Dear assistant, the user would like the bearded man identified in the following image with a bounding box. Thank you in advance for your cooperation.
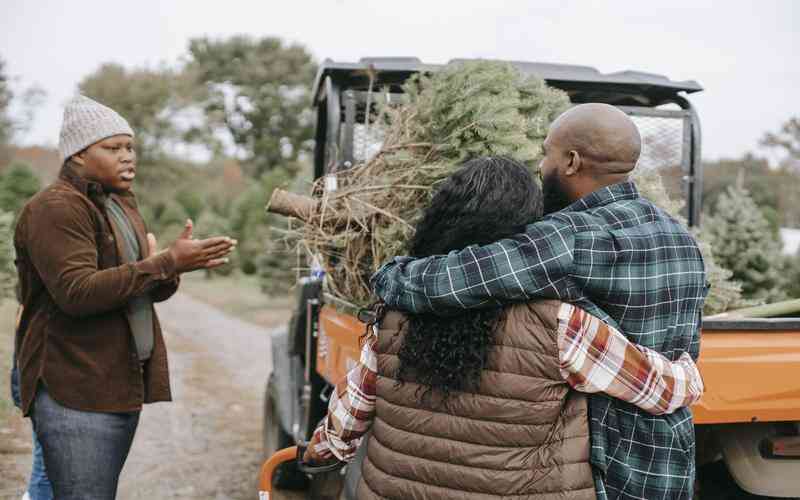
[372,103,709,499]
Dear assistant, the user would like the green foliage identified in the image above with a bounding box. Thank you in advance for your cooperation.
[0,161,40,214]
[0,209,15,299]
[229,184,268,274]
[632,167,745,314]
[782,251,800,299]
[704,184,787,303]
[398,61,570,167]
[287,62,571,305]
[228,165,297,277]
[186,36,317,176]
[761,116,800,168]
[258,165,310,295]
[0,58,13,148]
[257,239,296,296]
[702,154,800,229]
[175,188,205,221]
[154,200,189,235]
[78,63,200,162]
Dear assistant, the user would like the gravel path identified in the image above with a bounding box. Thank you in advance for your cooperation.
[0,292,776,499]
[1,292,302,500]
[119,293,303,500]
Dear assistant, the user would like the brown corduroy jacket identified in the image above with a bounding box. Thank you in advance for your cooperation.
[13,163,179,415]
[358,301,597,500]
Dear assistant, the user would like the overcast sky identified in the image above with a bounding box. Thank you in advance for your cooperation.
[1,0,797,161]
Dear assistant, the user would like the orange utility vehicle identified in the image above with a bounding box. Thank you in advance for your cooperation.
[262,58,800,498]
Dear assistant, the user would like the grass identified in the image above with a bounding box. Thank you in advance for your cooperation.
[176,272,292,329]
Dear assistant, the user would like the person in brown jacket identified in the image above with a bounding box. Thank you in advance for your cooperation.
[13,95,236,500]
[304,157,704,499]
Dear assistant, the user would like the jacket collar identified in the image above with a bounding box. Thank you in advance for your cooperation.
[58,161,135,202]
[59,161,105,199]
[561,181,639,213]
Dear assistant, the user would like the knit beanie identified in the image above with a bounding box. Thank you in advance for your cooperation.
[58,95,135,161]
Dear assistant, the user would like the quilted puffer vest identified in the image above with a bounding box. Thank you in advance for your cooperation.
[357,299,596,500]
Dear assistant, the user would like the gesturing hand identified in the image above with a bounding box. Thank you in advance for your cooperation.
[164,219,237,273]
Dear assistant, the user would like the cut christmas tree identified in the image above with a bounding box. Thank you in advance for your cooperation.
[266,60,744,314]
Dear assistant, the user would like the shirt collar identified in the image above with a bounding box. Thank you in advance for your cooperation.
[561,181,640,213]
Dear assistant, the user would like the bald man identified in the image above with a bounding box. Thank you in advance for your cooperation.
[540,103,642,214]
[372,103,709,499]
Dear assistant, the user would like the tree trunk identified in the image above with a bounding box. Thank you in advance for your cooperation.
[266,189,317,222]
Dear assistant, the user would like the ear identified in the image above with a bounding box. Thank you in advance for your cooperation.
[564,150,583,176]
[71,150,86,166]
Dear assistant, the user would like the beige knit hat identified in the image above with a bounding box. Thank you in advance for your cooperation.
[58,95,134,161]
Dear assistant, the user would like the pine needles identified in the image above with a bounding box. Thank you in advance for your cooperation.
[270,61,570,306]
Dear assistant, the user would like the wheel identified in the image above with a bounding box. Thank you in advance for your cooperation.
[697,460,788,500]
[263,374,308,490]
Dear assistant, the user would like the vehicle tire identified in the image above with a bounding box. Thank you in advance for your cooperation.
[263,375,308,490]
[697,460,786,500]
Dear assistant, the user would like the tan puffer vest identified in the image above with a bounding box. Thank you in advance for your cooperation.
[357,299,596,500]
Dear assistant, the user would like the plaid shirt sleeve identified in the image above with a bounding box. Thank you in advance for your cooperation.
[305,328,378,463]
[371,220,577,314]
[557,303,705,415]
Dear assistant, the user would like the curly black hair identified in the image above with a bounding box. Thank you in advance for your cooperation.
[396,156,543,402]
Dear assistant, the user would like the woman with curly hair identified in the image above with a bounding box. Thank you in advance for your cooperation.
[304,156,703,500]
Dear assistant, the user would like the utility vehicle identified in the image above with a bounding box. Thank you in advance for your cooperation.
[261,57,800,499]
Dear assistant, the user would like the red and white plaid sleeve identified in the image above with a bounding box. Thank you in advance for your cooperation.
[557,303,704,415]
[305,327,378,463]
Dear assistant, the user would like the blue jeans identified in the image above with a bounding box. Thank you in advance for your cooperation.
[31,385,140,500]
[29,429,53,500]
[10,365,54,500]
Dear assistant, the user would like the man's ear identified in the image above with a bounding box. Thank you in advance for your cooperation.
[564,150,582,176]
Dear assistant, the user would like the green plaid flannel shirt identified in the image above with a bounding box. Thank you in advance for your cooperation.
[372,182,708,500]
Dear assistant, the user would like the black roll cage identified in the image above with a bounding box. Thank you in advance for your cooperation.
[311,58,704,226]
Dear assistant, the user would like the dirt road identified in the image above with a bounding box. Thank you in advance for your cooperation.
[1,293,303,500]
[0,292,777,500]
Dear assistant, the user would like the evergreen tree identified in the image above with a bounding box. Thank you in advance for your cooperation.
[0,57,13,149]
[150,200,190,246]
[257,235,298,296]
[229,183,270,275]
[155,200,190,230]
[230,165,297,278]
[258,165,308,295]
[398,60,570,167]
[0,208,16,299]
[175,188,205,222]
[632,167,745,314]
[782,251,800,299]
[704,183,787,303]
[0,161,41,214]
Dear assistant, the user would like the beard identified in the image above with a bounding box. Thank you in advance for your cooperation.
[542,170,573,215]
